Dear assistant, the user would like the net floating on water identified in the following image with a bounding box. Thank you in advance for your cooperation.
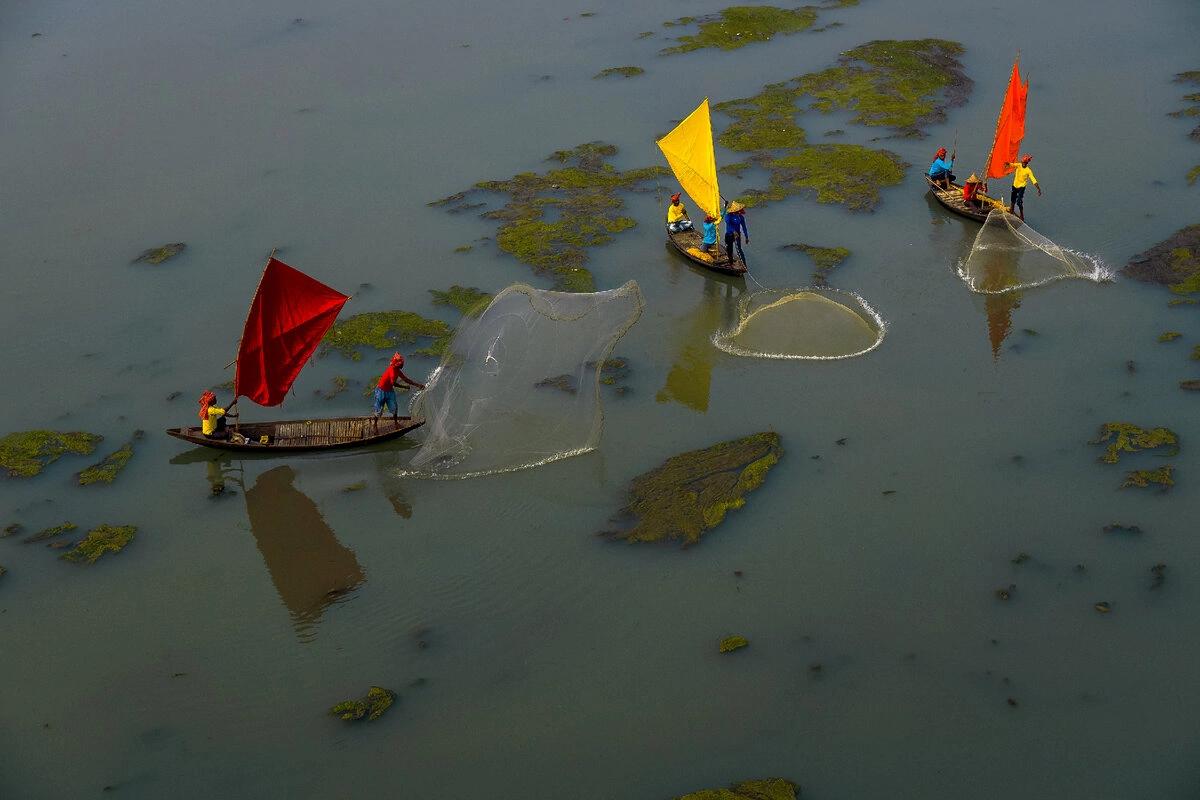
[712,287,886,360]
[406,281,644,478]
[957,210,1113,294]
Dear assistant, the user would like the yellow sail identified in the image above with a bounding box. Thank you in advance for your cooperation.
[656,98,721,220]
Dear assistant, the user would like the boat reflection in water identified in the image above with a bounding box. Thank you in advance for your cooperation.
[244,465,365,640]
[656,276,741,413]
[977,246,1024,360]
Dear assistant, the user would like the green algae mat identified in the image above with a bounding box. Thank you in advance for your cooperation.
[673,777,798,800]
[660,3,857,54]
[605,432,782,546]
[1,430,102,478]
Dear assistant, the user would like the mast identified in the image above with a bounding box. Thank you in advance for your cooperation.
[981,54,1021,183]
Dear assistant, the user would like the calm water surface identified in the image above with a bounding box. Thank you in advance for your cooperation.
[2,0,1200,798]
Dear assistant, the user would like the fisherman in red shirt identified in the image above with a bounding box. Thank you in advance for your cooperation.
[373,353,425,423]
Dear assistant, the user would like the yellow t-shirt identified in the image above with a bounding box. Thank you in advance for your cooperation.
[1008,163,1038,188]
[202,407,226,435]
[667,202,687,223]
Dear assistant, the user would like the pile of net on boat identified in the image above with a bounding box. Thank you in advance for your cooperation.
[957,209,1112,294]
[406,281,644,478]
[712,287,886,360]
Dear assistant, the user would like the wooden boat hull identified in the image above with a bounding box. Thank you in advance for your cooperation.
[165,416,424,453]
[666,228,747,276]
[925,175,1000,223]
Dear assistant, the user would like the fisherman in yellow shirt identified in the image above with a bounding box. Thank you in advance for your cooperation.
[666,192,694,233]
[1006,154,1042,221]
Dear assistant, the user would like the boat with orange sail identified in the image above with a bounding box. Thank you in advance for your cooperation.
[166,255,424,452]
[927,56,1029,223]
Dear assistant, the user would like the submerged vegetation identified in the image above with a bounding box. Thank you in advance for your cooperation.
[61,524,136,564]
[673,778,799,800]
[1091,423,1179,464]
[660,3,856,54]
[604,432,782,546]
[431,143,667,291]
[594,66,644,79]
[713,40,962,209]
[1123,223,1200,297]
[77,439,136,485]
[781,243,850,284]
[23,522,77,544]
[1170,71,1200,142]
[0,430,102,478]
[322,311,453,360]
[330,686,396,722]
[1159,331,1183,342]
[132,242,186,265]
[429,285,493,317]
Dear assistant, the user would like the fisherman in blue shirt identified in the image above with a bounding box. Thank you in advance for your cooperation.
[723,200,749,265]
[701,213,720,256]
[928,146,955,189]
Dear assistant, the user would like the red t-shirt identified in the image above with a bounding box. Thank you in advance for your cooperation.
[378,364,401,391]
[963,182,979,201]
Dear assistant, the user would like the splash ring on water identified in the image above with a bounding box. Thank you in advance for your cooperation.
[712,286,887,360]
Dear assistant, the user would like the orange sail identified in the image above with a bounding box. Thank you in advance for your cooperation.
[985,60,1029,180]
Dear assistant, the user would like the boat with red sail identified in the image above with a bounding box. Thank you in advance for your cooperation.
[927,57,1029,223]
[166,256,424,452]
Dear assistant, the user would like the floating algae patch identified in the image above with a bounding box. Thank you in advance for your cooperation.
[781,242,850,283]
[673,778,799,800]
[1170,71,1200,142]
[719,635,749,653]
[714,287,885,360]
[1188,165,1200,186]
[603,432,782,546]
[594,66,644,79]
[1122,466,1174,491]
[1182,380,1200,392]
[429,285,493,317]
[715,39,969,151]
[959,210,1112,294]
[132,242,186,265]
[77,440,135,485]
[1123,223,1200,296]
[1090,423,1179,464]
[431,143,667,291]
[733,145,907,210]
[23,522,77,544]
[321,311,452,360]
[61,524,136,564]
[1159,331,1183,342]
[330,686,395,722]
[660,4,856,55]
[0,430,102,478]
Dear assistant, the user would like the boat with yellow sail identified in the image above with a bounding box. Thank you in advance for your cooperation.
[927,57,1029,223]
[656,99,747,276]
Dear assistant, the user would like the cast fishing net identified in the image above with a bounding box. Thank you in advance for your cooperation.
[405,281,644,478]
[957,209,1112,293]
[713,287,886,360]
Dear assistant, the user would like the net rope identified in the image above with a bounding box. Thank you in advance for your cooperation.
[957,209,1112,294]
[404,281,644,478]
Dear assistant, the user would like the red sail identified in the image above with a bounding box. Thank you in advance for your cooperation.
[985,60,1029,180]
[235,258,349,406]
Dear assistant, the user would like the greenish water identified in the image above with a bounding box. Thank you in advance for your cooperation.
[2,0,1200,798]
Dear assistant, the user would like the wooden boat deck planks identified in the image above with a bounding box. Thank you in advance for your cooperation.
[666,228,747,275]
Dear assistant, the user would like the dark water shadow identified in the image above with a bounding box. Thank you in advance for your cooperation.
[655,272,743,413]
[244,465,366,641]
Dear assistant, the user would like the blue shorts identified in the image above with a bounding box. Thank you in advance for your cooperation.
[373,388,397,415]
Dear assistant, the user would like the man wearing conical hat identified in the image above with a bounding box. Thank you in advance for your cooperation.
[724,200,749,265]
[962,173,983,208]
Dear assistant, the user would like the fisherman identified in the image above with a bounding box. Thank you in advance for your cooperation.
[666,193,693,232]
[198,391,236,440]
[962,174,983,208]
[374,353,425,423]
[1006,154,1041,221]
[928,146,955,189]
[724,200,749,264]
[701,213,720,256]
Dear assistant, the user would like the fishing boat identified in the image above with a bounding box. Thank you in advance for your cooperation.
[926,57,1029,223]
[165,256,424,453]
[656,99,747,276]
